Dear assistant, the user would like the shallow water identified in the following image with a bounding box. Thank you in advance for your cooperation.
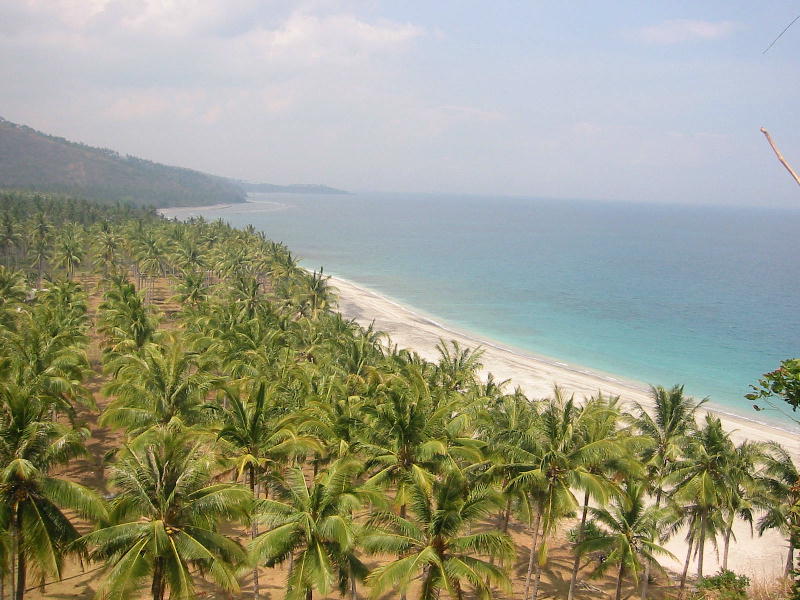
[165,192,800,426]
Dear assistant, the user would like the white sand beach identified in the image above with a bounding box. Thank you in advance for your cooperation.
[331,274,799,580]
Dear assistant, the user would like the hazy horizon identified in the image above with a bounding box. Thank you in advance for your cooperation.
[2,1,800,207]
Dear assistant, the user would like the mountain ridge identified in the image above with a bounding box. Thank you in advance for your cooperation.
[0,118,347,207]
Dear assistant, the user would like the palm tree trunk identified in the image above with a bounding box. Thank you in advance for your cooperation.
[151,557,165,600]
[614,562,625,600]
[14,551,23,600]
[531,549,544,600]
[305,589,312,600]
[250,466,260,600]
[786,542,795,578]
[722,515,734,571]
[502,496,512,534]
[679,535,695,600]
[696,517,705,578]
[523,511,542,600]
[567,489,591,600]
[640,489,663,600]
[14,509,24,600]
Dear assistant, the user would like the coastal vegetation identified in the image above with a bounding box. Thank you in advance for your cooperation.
[0,190,797,600]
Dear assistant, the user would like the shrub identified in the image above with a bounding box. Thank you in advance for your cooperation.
[691,569,750,600]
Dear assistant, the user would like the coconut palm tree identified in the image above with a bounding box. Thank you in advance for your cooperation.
[360,370,470,516]
[101,334,219,436]
[509,390,618,600]
[630,384,705,600]
[566,394,640,600]
[250,459,377,600]
[757,441,800,576]
[363,472,514,600]
[213,381,322,600]
[668,414,733,587]
[576,479,676,600]
[0,267,26,330]
[434,340,484,395]
[291,268,336,320]
[52,227,84,280]
[1,304,92,419]
[0,392,106,600]
[719,440,763,570]
[79,428,250,600]
[98,275,159,359]
[92,226,122,276]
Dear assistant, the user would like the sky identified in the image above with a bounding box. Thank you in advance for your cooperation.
[1,1,799,206]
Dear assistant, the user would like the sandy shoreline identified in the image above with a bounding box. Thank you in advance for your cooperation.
[331,273,798,579]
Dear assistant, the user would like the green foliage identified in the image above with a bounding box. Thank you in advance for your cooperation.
[692,569,750,600]
[747,359,800,416]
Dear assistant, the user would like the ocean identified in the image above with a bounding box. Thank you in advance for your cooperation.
[164,193,800,426]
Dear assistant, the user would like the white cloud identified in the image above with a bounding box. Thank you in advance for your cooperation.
[636,19,740,44]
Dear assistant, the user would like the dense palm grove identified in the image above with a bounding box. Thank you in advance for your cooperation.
[0,192,797,600]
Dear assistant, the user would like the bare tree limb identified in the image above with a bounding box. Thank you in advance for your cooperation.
[761,127,800,187]
[763,13,800,53]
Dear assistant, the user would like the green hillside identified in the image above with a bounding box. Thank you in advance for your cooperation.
[0,117,246,207]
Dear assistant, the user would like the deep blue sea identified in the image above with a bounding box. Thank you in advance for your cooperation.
[165,193,800,425]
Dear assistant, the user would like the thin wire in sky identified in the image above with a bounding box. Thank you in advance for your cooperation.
[763,12,800,53]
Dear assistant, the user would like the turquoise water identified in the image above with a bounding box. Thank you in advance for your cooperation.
[167,193,800,425]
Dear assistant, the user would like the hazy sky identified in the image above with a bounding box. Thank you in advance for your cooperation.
[2,1,799,206]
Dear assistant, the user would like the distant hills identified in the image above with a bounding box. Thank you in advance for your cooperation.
[0,118,347,207]
[238,181,348,195]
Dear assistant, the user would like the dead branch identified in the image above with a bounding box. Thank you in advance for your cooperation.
[761,127,800,187]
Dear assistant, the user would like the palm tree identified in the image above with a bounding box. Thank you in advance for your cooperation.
[668,414,732,590]
[291,268,336,319]
[509,390,618,600]
[1,305,92,419]
[0,267,26,330]
[250,459,377,600]
[92,226,122,276]
[0,392,106,600]
[213,381,322,600]
[757,442,800,576]
[363,472,514,600]
[630,384,704,600]
[576,479,676,600]
[566,394,640,600]
[719,440,763,570]
[434,340,484,394]
[172,270,208,309]
[79,428,250,600]
[52,227,84,280]
[101,334,219,436]
[98,275,159,359]
[478,389,539,544]
[360,371,469,516]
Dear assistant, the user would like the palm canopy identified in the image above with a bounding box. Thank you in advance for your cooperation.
[629,384,705,500]
[363,472,514,600]
[250,459,381,600]
[79,428,250,600]
[100,334,220,436]
[360,371,483,508]
[509,392,622,537]
[213,380,322,489]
